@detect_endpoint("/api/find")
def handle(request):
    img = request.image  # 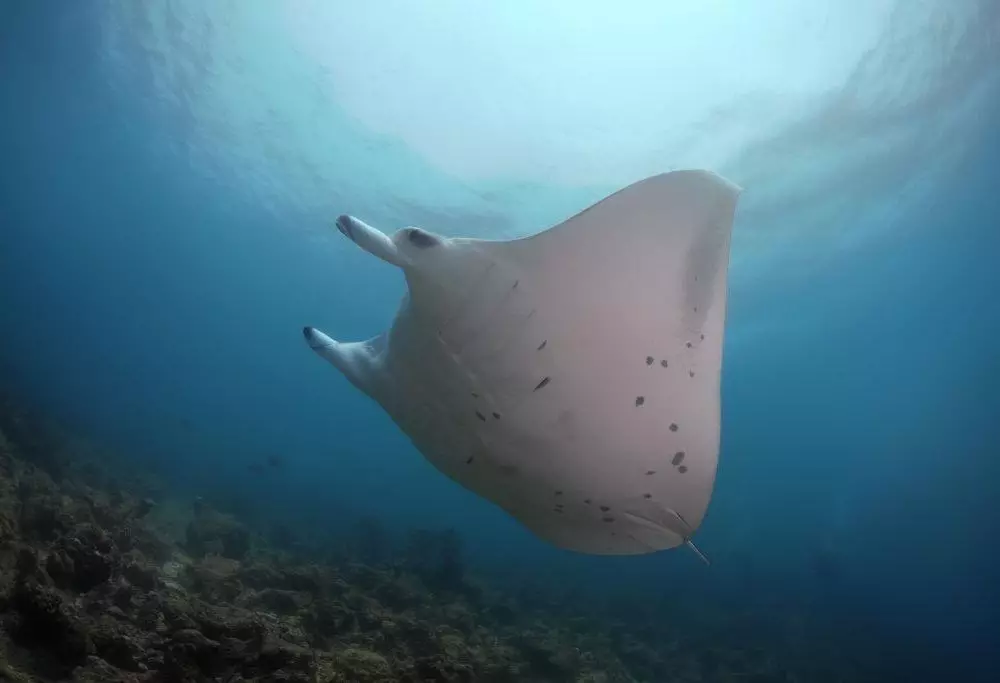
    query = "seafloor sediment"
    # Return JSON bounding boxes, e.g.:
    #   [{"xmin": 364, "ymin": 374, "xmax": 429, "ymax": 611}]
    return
[{"xmin": 0, "ymin": 396, "xmax": 867, "ymax": 683}]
